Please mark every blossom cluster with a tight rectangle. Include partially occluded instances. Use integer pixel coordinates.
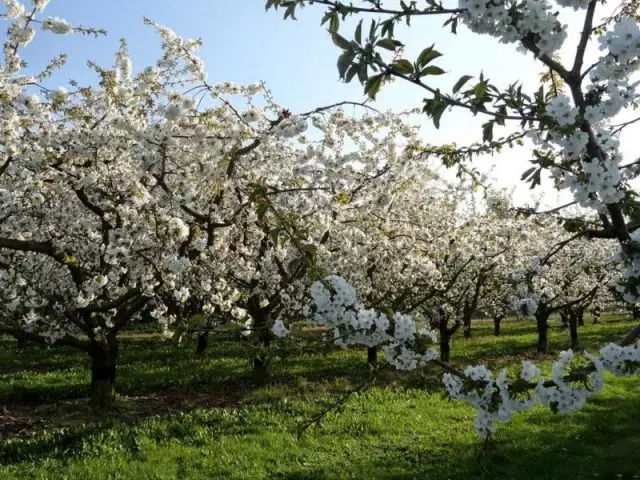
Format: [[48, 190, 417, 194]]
[[274, 275, 439, 370], [446, 343, 639, 438], [283, 276, 639, 438], [459, 0, 568, 57]]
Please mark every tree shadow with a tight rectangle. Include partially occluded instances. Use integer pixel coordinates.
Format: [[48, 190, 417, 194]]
[[273, 393, 640, 480]]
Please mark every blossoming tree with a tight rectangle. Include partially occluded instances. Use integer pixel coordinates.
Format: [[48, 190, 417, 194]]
[[267, 0, 640, 438]]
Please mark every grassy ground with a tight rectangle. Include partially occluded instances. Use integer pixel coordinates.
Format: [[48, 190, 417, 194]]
[[1, 314, 639, 479]]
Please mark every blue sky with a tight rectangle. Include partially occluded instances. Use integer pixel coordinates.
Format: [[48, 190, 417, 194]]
[[5, 0, 629, 207]]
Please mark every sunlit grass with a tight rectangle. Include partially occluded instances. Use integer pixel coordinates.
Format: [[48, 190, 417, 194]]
[[1, 315, 638, 479]]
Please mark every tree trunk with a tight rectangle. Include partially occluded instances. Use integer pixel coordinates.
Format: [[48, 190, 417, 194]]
[[493, 315, 503, 336], [577, 309, 585, 326], [367, 346, 378, 366], [249, 301, 271, 384], [536, 309, 550, 354], [560, 310, 569, 328], [88, 337, 118, 407], [569, 311, 580, 350], [195, 332, 208, 355], [16, 337, 27, 349], [440, 335, 451, 363], [253, 355, 269, 384], [462, 300, 472, 338], [439, 311, 451, 363]]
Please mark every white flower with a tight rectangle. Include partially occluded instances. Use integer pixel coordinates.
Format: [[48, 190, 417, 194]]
[[48, 87, 68, 103], [30, 0, 49, 11], [4, 0, 25, 18], [167, 217, 189, 240], [546, 95, 578, 126], [41, 16, 72, 35], [272, 319, 289, 338]]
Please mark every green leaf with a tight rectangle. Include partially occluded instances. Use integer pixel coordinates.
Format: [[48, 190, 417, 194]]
[[452, 75, 473, 94], [330, 12, 340, 32], [474, 81, 488, 102], [256, 202, 268, 221], [337, 51, 355, 79], [391, 59, 414, 75], [380, 19, 395, 38], [355, 20, 363, 44], [444, 16, 458, 34], [423, 97, 448, 129], [283, 4, 297, 20], [376, 38, 401, 51], [520, 167, 537, 181], [287, 257, 301, 274], [482, 121, 494, 143], [417, 45, 442, 67], [303, 243, 317, 259], [368, 19, 377, 43], [530, 168, 542, 189], [421, 65, 446, 76], [345, 63, 359, 83], [357, 62, 369, 83], [365, 74, 384, 99], [270, 228, 282, 246], [331, 32, 351, 50]]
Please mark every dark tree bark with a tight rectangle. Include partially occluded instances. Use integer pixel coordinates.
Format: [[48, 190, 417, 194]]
[[560, 310, 569, 328], [493, 315, 503, 336], [569, 310, 580, 350], [462, 273, 485, 338], [438, 308, 458, 363], [195, 332, 208, 355], [16, 337, 27, 349], [462, 299, 472, 339], [577, 309, 585, 327], [367, 346, 378, 366], [88, 336, 118, 407], [536, 306, 551, 354], [248, 297, 271, 384]]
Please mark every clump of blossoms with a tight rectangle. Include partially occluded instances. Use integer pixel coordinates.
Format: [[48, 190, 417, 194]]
[[458, 0, 568, 56], [449, 343, 640, 438], [41, 16, 73, 35], [274, 275, 438, 370], [277, 276, 640, 438]]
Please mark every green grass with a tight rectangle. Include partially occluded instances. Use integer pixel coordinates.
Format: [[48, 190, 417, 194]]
[[1, 315, 639, 479]]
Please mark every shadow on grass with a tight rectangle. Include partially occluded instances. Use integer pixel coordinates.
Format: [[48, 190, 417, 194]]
[[271, 393, 640, 480]]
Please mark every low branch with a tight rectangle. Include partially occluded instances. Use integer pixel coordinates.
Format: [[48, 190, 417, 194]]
[[0, 326, 90, 352], [0, 237, 88, 285]]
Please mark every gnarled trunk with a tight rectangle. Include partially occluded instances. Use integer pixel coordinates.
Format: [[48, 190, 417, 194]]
[[367, 346, 378, 366], [569, 311, 580, 350], [536, 307, 550, 354], [249, 299, 271, 384], [493, 315, 503, 336], [16, 337, 27, 349], [88, 337, 118, 407], [560, 310, 569, 328], [195, 332, 208, 355], [438, 308, 452, 363], [462, 300, 472, 338]]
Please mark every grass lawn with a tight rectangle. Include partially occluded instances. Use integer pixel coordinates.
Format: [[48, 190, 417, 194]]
[[1, 314, 639, 479]]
